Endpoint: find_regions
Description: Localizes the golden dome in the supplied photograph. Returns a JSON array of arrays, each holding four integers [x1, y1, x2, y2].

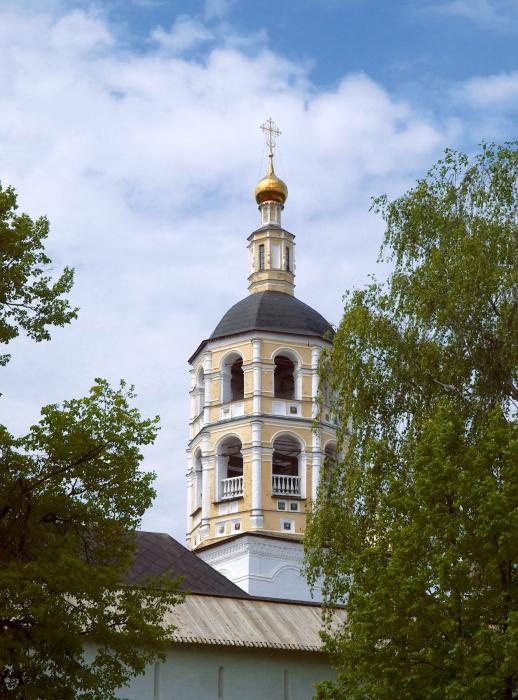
[[255, 153, 288, 206]]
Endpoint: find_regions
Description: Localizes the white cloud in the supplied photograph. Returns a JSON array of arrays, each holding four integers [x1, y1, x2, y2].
[[431, 0, 518, 31], [151, 14, 213, 53], [204, 0, 236, 21], [0, 3, 503, 542], [460, 70, 518, 107], [51, 9, 114, 51]]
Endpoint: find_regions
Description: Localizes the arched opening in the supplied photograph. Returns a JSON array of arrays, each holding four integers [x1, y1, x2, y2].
[[221, 353, 244, 403], [194, 449, 203, 511], [274, 355, 295, 399], [230, 359, 244, 401], [272, 434, 301, 496], [218, 436, 244, 500], [195, 368, 205, 416]]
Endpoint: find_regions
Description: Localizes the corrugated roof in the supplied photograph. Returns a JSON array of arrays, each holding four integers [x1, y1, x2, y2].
[[125, 532, 250, 599], [165, 594, 346, 652]]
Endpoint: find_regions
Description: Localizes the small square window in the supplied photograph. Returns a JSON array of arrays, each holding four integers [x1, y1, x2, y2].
[[289, 502, 299, 512], [233, 520, 241, 531], [289, 405, 298, 415], [216, 522, 227, 536], [281, 519, 295, 532], [277, 501, 287, 511]]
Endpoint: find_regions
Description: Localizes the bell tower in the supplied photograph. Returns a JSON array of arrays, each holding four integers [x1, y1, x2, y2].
[[186, 120, 336, 601]]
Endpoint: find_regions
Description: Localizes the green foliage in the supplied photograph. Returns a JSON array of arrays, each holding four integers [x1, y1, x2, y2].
[[306, 142, 518, 699], [0, 183, 77, 365], [0, 380, 183, 700], [0, 185, 182, 698]]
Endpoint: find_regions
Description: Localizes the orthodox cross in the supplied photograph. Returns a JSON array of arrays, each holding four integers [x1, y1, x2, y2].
[[260, 118, 281, 153]]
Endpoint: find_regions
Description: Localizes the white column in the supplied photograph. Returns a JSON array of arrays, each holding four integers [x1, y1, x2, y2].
[[189, 371, 197, 440], [252, 338, 262, 414], [311, 346, 323, 499], [295, 367, 303, 401], [202, 352, 211, 425], [250, 420, 263, 529], [200, 433, 211, 540], [189, 369, 196, 419], [311, 346, 321, 419], [299, 451, 307, 499], [186, 449, 193, 546], [311, 431, 322, 501]]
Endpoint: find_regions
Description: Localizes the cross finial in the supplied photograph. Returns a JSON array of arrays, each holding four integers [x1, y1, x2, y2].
[[260, 117, 281, 154]]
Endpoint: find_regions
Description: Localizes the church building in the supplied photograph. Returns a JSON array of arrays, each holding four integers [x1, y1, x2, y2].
[[186, 119, 336, 602], [121, 121, 341, 700]]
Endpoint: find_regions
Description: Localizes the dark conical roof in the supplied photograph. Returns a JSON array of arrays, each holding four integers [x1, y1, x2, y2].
[[189, 291, 333, 363], [211, 291, 332, 341]]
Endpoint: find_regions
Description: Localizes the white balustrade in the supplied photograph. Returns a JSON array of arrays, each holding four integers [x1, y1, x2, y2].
[[221, 476, 244, 500], [272, 474, 301, 497]]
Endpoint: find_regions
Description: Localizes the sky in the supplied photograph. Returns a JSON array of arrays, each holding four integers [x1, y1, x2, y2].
[[0, 0, 517, 542]]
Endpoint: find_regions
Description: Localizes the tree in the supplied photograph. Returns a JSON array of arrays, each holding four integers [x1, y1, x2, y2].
[[0, 184, 77, 367], [0, 185, 182, 699], [305, 142, 518, 699]]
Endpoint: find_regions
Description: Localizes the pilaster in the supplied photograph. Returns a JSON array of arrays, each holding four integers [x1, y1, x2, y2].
[[252, 338, 262, 413], [250, 419, 263, 529], [311, 346, 321, 419], [311, 431, 322, 501], [202, 352, 212, 426], [200, 432, 211, 541], [185, 449, 193, 544]]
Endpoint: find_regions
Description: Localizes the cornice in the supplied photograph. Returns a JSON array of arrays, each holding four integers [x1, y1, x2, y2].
[[198, 533, 305, 564]]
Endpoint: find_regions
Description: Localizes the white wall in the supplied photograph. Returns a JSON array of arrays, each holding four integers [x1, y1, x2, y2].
[[197, 535, 323, 602], [118, 644, 334, 700]]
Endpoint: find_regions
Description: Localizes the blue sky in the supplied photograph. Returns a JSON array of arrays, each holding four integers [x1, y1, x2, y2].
[[0, 0, 516, 540], [114, 0, 518, 86], [97, 0, 518, 110]]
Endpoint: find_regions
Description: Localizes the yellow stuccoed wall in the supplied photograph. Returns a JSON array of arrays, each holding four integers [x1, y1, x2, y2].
[[211, 340, 252, 369], [188, 333, 336, 549]]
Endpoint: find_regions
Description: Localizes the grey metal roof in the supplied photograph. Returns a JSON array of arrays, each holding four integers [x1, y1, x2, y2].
[[211, 291, 333, 342], [189, 291, 334, 363], [125, 531, 250, 599], [165, 594, 346, 652]]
